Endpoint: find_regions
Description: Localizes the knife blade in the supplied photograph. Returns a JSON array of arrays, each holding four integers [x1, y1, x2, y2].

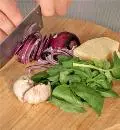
[[0, 5, 43, 69]]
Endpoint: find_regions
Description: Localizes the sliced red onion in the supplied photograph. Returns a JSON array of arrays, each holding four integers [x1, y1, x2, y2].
[[43, 34, 52, 50], [24, 39, 38, 63], [43, 47, 53, 53], [23, 23, 41, 40], [18, 37, 33, 63], [34, 32, 42, 39], [15, 31, 80, 71], [15, 42, 24, 55], [37, 57, 49, 65], [61, 48, 73, 56], [54, 49, 70, 56], [46, 54, 58, 65], [26, 64, 50, 74], [31, 38, 41, 60], [36, 35, 47, 60]]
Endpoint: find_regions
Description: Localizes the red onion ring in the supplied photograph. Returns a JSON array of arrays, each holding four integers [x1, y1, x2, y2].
[[38, 57, 49, 65], [31, 38, 41, 60], [26, 64, 50, 74], [46, 54, 58, 65], [36, 35, 47, 60]]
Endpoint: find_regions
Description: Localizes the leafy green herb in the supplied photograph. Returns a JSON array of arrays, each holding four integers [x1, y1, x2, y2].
[[104, 71, 113, 83], [48, 75, 59, 82], [32, 52, 120, 115], [52, 84, 83, 105], [31, 71, 48, 83], [93, 59, 111, 69], [59, 70, 73, 83], [74, 66, 91, 77], [73, 63, 108, 72], [50, 96, 85, 113], [87, 73, 111, 90], [96, 88, 119, 98], [47, 65, 63, 76], [91, 70, 99, 78], [70, 83, 104, 115], [47, 75, 60, 89], [58, 55, 72, 63], [111, 52, 120, 79], [68, 75, 81, 83], [62, 60, 73, 68]]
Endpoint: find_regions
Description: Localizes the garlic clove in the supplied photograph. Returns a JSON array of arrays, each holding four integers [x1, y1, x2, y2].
[[13, 75, 34, 102], [24, 84, 51, 104]]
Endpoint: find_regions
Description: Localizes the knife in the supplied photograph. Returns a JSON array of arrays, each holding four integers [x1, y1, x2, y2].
[[0, 5, 43, 69]]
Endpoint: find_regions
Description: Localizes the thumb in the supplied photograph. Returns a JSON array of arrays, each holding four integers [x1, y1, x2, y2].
[[36, 0, 55, 16]]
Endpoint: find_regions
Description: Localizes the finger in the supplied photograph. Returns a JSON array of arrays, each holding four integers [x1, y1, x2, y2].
[[0, 0, 23, 26], [0, 11, 15, 35], [36, 0, 55, 16], [55, 0, 70, 16], [0, 29, 7, 42], [67, 0, 72, 6]]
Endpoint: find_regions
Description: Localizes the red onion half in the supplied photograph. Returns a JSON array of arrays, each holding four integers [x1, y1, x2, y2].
[[15, 31, 80, 71]]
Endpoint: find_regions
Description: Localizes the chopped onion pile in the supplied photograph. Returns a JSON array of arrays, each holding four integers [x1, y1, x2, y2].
[[15, 31, 80, 66]]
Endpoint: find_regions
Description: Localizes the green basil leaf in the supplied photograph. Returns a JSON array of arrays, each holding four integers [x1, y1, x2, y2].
[[111, 52, 120, 79], [52, 84, 83, 105], [71, 83, 104, 115], [68, 75, 81, 83], [87, 74, 111, 89], [104, 71, 113, 83], [96, 88, 119, 97], [59, 70, 73, 83], [58, 55, 72, 63], [48, 75, 59, 82], [47, 65, 62, 76], [50, 96, 85, 113], [92, 70, 99, 78], [93, 59, 111, 69], [31, 71, 48, 83]]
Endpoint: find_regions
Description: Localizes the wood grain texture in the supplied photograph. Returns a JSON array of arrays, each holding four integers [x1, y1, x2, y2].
[[0, 17, 120, 130]]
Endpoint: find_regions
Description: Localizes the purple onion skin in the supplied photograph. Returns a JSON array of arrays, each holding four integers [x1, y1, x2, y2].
[[50, 32, 80, 50]]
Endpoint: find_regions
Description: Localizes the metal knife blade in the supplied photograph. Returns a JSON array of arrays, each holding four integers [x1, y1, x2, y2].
[[0, 5, 43, 69]]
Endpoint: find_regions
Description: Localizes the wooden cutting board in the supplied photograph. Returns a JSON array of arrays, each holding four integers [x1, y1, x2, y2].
[[0, 17, 120, 130]]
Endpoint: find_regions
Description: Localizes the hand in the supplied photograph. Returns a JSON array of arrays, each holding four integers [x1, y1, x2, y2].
[[36, 0, 72, 16], [0, 0, 71, 42], [0, 0, 22, 41]]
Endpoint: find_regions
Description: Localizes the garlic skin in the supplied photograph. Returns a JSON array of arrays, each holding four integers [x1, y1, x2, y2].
[[24, 84, 51, 104], [13, 75, 51, 104], [13, 75, 34, 102]]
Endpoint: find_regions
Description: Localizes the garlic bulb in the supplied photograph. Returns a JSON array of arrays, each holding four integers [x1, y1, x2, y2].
[[13, 75, 34, 102], [24, 84, 51, 104], [13, 75, 51, 104]]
